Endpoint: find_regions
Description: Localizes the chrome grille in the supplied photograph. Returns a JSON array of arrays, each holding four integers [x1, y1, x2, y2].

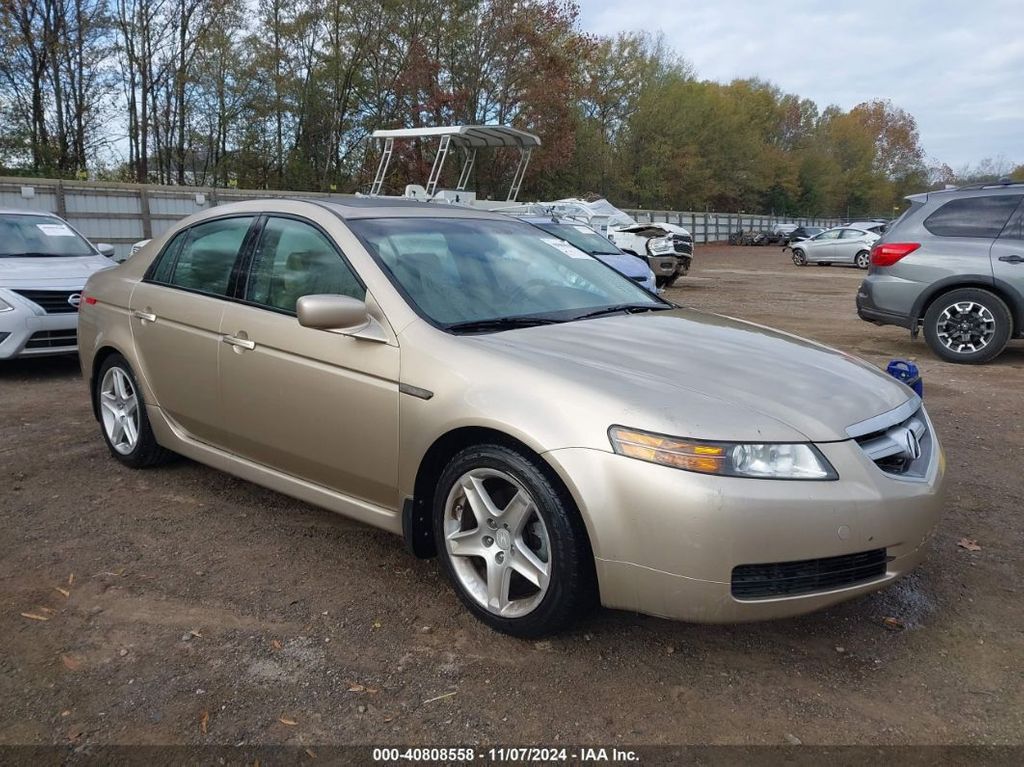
[[11, 289, 80, 314], [848, 400, 932, 478]]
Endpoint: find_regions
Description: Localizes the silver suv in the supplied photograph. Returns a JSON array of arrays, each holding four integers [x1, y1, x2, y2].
[[857, 181, 1024, 364]]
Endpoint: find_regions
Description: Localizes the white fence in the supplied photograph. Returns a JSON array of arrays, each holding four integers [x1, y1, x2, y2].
[[2, 176, 842, 258], [623, 209, 842, 243]]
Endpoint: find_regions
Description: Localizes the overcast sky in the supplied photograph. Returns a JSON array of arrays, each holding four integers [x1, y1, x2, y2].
[[577, 0, 1024, 169]]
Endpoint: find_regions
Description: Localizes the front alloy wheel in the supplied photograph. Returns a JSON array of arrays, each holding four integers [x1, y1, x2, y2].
[[443, 468, 551, 618], [923, 288, 1011, 364], [792, 249, 806, 266], [433, 444, 595, 636]]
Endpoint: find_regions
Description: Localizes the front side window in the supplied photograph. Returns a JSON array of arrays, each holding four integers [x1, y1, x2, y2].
[[350, 217, 665, 329], [245, 217, 365, 312], [0, 214, 96, 257], [165, 217, 254, 296], [924, 195, 1023, 238], [815, 230, 840, 241]]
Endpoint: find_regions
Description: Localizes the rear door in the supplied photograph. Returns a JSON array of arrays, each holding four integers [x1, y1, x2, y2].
[[217, 214, 400, 507], [129, 215, 256, 445], [835, 228, 870, 263], [991, 199, 1024, 322]]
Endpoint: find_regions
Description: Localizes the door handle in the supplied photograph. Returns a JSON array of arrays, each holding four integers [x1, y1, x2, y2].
[[132, 309, 157, 322], [222, 334, 256, 351], [998, 255, 1024, 264]]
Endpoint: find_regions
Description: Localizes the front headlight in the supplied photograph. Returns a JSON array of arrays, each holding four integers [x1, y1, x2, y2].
[[608, 426, 838, 480], [0, 295, 14, 313], [646, 237, 675, 255]]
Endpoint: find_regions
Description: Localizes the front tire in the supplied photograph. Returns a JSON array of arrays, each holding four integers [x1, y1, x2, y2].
[[433, 443, 595, 637], [95, 353, 173, 468], [791, 249, 806, 266], [922, 288, 1011, 364]]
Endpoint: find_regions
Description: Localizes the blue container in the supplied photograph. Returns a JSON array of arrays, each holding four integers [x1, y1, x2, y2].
[[886, 359, 923, 397]]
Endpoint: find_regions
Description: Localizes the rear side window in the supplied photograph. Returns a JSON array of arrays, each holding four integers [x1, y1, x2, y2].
[[923, 195, 1023, 238], [166, 217, 254, 296], [998, 201, 1024, 241], [245, 217, 365, 313]]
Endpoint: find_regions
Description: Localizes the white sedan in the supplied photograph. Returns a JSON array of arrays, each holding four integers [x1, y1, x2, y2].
[[790, 227, 880, 269]]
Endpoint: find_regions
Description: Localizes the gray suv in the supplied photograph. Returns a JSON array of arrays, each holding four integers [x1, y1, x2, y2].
[[857, 181, 1024, 363]]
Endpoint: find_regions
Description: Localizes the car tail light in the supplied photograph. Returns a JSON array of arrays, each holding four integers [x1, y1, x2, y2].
[[870, 242, 920, 267], [83, 293, 97, 305]]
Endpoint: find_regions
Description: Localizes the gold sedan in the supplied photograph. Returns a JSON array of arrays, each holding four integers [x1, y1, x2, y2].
[[78, 199, 945, 636]]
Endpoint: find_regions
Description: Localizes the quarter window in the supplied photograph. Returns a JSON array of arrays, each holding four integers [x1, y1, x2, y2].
[[165, 217, 254, 295], [245, 217, 364, 313], [923, 195, 1023, 238]]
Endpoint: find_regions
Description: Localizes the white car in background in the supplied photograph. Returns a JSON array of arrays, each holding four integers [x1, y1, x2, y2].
[[0, 209, 116, 359], [790, 226, 881, 269], [546, 199, 694, 287]]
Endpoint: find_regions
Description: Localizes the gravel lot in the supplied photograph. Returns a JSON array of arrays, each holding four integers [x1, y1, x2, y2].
[[1, 244, 1022, 748]]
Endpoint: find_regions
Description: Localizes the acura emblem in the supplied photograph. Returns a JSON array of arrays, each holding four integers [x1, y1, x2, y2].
[[903, 428, 922, 460], [68, 293, 82, 309]]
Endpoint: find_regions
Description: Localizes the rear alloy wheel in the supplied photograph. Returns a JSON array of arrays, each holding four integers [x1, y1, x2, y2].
[[923, 288, 1011, 364], [855, 250, 871, 269], [95, 354, 174, 467], [433, 444, 595, 637], [791, 249, 806, 266]]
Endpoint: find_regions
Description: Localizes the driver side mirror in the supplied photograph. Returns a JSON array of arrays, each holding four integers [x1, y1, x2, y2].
[[96, 243, 116, 258], [296, 294, 388, 342]]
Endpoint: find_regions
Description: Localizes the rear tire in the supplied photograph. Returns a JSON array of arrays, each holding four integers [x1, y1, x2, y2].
[[855, 251, 870, 269], [95, 353, 174, 468], [922, 288, 1011, 364], [433, 443, 596, 637]]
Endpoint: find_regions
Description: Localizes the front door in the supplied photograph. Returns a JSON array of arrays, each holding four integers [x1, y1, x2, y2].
[[217, 215, 400, 508], [806, 230, 839, 261], [129, 215, 256, 445]]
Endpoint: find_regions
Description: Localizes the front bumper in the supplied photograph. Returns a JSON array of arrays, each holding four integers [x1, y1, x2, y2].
[[0, 303, 80, 359], [546, 434, 945, 623]]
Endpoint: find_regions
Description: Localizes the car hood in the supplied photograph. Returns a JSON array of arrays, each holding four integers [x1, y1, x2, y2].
[[616, 222, 692, 237], [594, 252, 649, 279], [472, 308, 911, 442], [0, 255, 113, 287]]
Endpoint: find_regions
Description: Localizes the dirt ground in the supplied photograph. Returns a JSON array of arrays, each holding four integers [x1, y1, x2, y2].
[[1, 244, 1022, 749]]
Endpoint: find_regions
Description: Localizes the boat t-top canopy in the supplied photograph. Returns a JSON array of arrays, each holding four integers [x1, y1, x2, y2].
[[368, 124, 541, 201]]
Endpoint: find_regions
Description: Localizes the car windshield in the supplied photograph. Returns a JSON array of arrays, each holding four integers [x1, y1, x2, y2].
[[533, 222, 620, 256], [0, 214, 96, 257], [806, 227, 824, 235], [350, 217, 667, 331]]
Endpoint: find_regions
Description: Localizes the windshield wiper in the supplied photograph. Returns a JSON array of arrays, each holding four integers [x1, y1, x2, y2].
[[446, 316, 562, 334], [571, 304, 669, 321]]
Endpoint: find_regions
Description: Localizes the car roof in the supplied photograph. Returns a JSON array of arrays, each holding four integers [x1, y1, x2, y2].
[[0, 208, 62, 217], [310, 197, 510, 221]]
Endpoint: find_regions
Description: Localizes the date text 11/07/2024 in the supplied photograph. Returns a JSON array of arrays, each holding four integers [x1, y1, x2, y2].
[[372, 747, 641, 762]]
